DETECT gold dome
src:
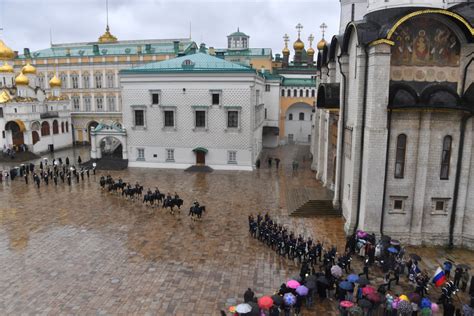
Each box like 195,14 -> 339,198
0,61 -> 14,73
282,47 -> 290,55
15,72 -> 29,86
317,38 -> 327,51
22,63 -> 37,75
98,25 -> 118,43
307,47 -> 315,56
293,39 -> 305,51
0,40 -> 15,60
49,75 -> 62,88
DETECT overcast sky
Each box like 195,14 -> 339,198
1,0 -> 340,55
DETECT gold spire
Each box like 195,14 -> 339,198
307,34 -> 315,56
293,23 -> 305,51
0,61 -> 14,73
22,63 -> 37,75
282,34 -> 290,55
15,72 -> 29,86
98,25 -> 118,43
49,74 -> 62,88
317,23 -> 328,51
0,40 -> 15,60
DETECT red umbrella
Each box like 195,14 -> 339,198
367,292 -> 382,303
340,300 -> 354,308
362,286 -> 376,296
258,296 -> 273,310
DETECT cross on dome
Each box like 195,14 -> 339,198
320,23 -> 327,39
296,23 -> 303,39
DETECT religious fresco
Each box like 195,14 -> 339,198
390,17 -> 460,83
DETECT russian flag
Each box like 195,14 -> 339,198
432,267 -> 446,287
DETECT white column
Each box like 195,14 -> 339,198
122,135 -> 128,160
90,133 -> 97,158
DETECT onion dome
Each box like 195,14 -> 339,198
293,39 -> 305,51
307,47 -> 315,56
317,38 -> 327,51
22,63 -> 37,75
0,40 -> 15,60
282,46 -> 290,55
49,75 -> 62,88
15,72 -> 29,86
0,61 -> 14,73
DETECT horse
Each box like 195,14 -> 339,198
189,205 -> 206,221
163,198 -> 184,214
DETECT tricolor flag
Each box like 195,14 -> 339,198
432,267 -> 446,287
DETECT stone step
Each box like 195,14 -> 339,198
290,199 -> 342,218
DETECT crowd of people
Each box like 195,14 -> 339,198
234,214 -> 474,315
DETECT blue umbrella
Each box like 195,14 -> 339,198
283,293 -> 296,306
347,274 -> 359,283
339,281 -> 354,291
387,247 -> 398,253
421,298 -> 432,309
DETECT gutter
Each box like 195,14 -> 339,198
336,55 -> 348,207
380,109 -> 392,236
353,45 -> 370,233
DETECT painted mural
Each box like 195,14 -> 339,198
390,17 -> 460,83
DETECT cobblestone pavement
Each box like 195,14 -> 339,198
0,145 -> 473,315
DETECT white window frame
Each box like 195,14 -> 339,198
166,148 -> 175,162
431,198 -> 450,215
71,74 -> 79,89
95,72 -> 102,89
389,196 -> 408,214
192,106 -> 209,131
137,148 -> 145,161
150,90 -> 161,106
227,150 -> 237,164
225,107 -> 241,131
107,96 -> 116,112
83,73 -> 90,89
160,105 -> 177,131
95,96 -> 104,111
210,89 -> 222,106
131,105 -> 147,129
84,96 -> 92,112
106,72 -> 115,88
72,96 -> 80,111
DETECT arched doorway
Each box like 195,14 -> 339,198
5,120 -> 25,147
100,136 -> 123,159
87,121 -> 99,143
262,126 -> 279,148
30,121 -> 41,145
285,102 -> 313,144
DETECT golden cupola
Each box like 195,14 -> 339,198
22,63 -> 37,75
15,72 -> 29,86
49,75 -> 62,88
0,61 -> 14,73
317,38 -> 327,51
282,34 -> 290,55
307,34 -> 315,56
98,25 -> 118,43
0,40 -> 15,60
293,39 -> 305,51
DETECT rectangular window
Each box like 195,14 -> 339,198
228,151 -> 237,164
431,198 -> 450,214
151,93 -> 160,105
106,73 -> 114,88
288,134 -> 294,143
440,136 -> 452,180
164,110 -> 174,127
265,84 -> 270,92
95,73 -> 102,89
212,93 -> 220,105
435,201 -> 444,211
394,200 -> 403,210
166,149 -> 175,162
0,107 -> 3,118
195,110 -> 206,128
227,111 -> 239,128
83,75 -> 90,89
137,148 -> 145,161
134,110 -> 144,126
71,75 -> 79,89
72,96 -> 80,110
264,108 -> 267,119
107,96 -> 116,112
395,134 -> 407,179
84,97 -> 91,112
344,127 -> 352,159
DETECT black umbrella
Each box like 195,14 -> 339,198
457,263 -> 471,269
359,299 -> 372,309
306,280 -> 316,290
271,295 -> 283,306
317,276 -> 329,285
410,253 -> 422,261
380,235 -> 391,242
357,277 -> 370,286
306,275 -> 317,283
246,301 -> 260,316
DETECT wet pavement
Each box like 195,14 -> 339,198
0,145 -> 473,315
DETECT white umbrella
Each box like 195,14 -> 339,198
331,265 -> 343,278
235,303 -> 252,314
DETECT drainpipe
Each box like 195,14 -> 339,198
353,45 -> 369,233
336,55 -> 347,207
448,56 -> 473,248
380,109 -> 392,236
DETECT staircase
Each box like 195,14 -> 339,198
286,188 -> 341,218
82,158 -> 128,170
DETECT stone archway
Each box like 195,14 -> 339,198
87,120 -> 99,143
90,122 -> 127,160
5,120 -> 25,147
100,136 -> 123,159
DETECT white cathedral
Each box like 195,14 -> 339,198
311,0 -> 474,248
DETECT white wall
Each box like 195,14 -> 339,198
285,103 -> 313,143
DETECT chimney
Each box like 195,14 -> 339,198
173,41 -> 180,54
199,43 -> 206,53
216,51 -> 225,59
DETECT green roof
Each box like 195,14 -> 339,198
281,78 -> 316,87
215,48 -> 272,57
121,53 -> 256,74
228,30 -> 249,37
18,39 -> 196,59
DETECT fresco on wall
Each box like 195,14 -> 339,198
390,17 -> 460,83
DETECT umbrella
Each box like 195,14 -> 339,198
457,263 -> 471,269
348,306 -> 363,315
305,280 -> 316,290
235,303 -> 252,314
339,281 -> 354,291
258,296 -> 273,310
291,275 -> 303,283
357,277 -> 370,286
296,285 -> 309,296
387,247 -> 398,253
399,295 -> 409,301
228,306 -> 236,313
347,274 -> 359,283
283,293 -> 296,306
408,293 -> 421,304
331,265 -> 343,278
340,300 -> 354,308
362,286 -> 376,296
410,253 -> 422,261
380,235 -> 391,242
316,275 -> 329,285
306,275 -> 317,283
357,230 -> 368,238
421,298 -> 432,309
367,292 -> 382,303
271,295 -> 283,306
359,299 -> 372,309
286,280 -> 300,289
431,303 -> 439,313
398,300 -> 412,314
390,239 -> 400,246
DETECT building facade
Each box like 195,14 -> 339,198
1,40 -> 72,154
117,53 -> 266,170
311,0 -> 474,248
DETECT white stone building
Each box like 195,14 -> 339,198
118,53 -> 266,171
1,41 -> 72,154
311,0 -> 474,248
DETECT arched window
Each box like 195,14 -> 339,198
305,90 -> 309,97
440,136 -> 452,180
293,89 -> 297,97
289,113 -> 293,120
71,73 -> 79,89
38,74 -> 45,89
281,89 -> 285,97
299,112 -> 305,120
106,71 -> 115,88
287,89 -> 291,96
82,72 -> 90,89
299,89 -> 303,97
61,122 -> 65,133
395,134 -> 407,179
52,120 -> 59,134
95,71 -> 102,89
60,72 -> 67,89
41,121 -> 50,136
311,89 -> 315,97
66,121 -> 69,133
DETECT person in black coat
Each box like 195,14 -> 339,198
78,156 -> 82,164
66,157 -> 70,165
244,288 -> 255,303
